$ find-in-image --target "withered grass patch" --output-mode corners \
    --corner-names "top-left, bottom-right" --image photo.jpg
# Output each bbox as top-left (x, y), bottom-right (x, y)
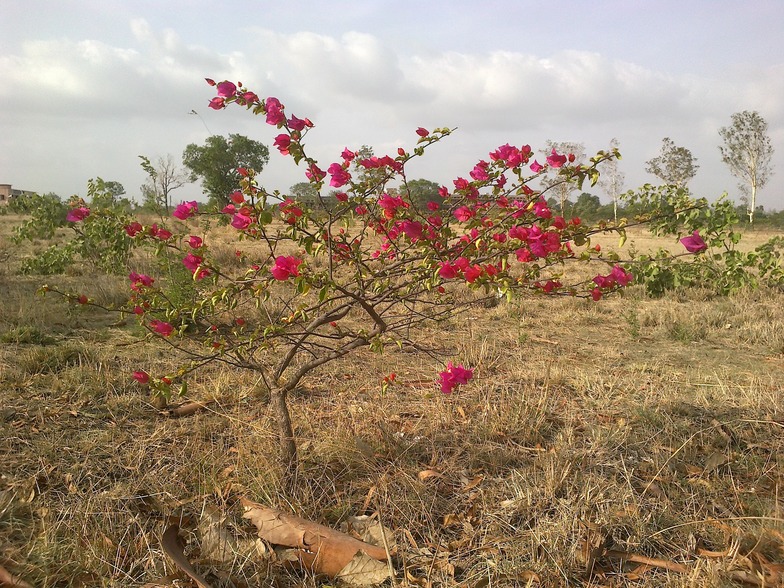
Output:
top-left (1, 225), bottom-right (783, 586)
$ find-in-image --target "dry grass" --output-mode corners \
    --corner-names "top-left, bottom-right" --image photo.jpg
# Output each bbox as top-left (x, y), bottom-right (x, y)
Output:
top-left (1, 220), bottom-right (783, 587)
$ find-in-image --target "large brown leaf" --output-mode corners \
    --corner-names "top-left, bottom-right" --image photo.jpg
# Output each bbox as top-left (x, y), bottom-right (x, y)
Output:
top-left (241, 498), bottom-right (391, 578)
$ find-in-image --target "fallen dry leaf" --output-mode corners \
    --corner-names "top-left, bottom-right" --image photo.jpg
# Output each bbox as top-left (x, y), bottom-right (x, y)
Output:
top-left (345, 515), bottom-right (397, 552)
top-left (166, 400), bottom-right (213, 418)
top-left (241, 498), bottom-right (390, 578)
top-left (198, 505), bottom-right (239, 563)
top-left (417, 469), bottom-right (443, 482)
top-left (0, 565), bottom-right (34, 588)
top-left (335, 550), bottom-right (391, 586)
top-left (160, 525), bottom-right (214, 588)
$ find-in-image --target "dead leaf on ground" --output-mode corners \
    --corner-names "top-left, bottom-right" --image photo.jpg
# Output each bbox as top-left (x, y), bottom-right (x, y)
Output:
top-left (417, 469), bottom-right (443, 482)
top-left (344, 515), bottom-right (397, 552)
top-left (166, 400), bottom-right (213, 418)
top-left (241, 498), bottom-right (391, 578)
top-left (0, 565), bottom-right (34, 588)
top-left (199, 504), bottom-right (241, 563)
top-left (702, 451), bottom-right (729, 474)
top-left (335, 550), bottom-right (391, 586)
top-left (160, 525), bottom-right (214, 588)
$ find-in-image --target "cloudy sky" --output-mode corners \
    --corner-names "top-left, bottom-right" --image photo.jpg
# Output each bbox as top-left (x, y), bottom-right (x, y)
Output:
top-left (1, 0), bottom-right (782, 210)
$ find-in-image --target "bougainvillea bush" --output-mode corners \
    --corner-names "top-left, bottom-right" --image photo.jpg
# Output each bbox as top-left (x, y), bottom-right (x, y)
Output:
top-left (621, 185), bottom-right (784, 296)
top-left (48, 79), bottom-right (668, 486)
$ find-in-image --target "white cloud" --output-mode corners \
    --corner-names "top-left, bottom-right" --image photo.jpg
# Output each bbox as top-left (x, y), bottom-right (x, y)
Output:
top-left (0, 20), bottom-right (781, 210)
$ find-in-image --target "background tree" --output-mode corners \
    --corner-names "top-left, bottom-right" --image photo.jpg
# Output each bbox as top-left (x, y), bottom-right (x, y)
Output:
top-left (139, 154), bottom-right (189, 214)
top-left (88, 179), bottom-right (134, 212)
top-left (718, 111), bottom-right (774, 224)
top-left (645, 137), bottom-right (699, 188)
top-left (540, 141), bottom-right (586, 215)
top-left (599, 138), bottom-right (625, 222)
top-left (182, 134), bottom-right (270, 208)
top-left (402, 178), bottom-right (443, 210)
top-left (289, 181), bottom-right (318, 203)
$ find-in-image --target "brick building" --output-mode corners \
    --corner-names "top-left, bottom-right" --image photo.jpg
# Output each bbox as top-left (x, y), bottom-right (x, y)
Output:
top-left (0, 184), bottom-right (35, 205)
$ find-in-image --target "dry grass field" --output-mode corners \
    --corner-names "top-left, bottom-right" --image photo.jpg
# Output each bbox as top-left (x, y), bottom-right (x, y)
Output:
top-left (1, 213), bottom-right (783, 587)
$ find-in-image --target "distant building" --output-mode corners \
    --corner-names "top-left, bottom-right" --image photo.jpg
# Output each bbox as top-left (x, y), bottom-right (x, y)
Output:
top-left (0, 184), bottom-right (36, 205)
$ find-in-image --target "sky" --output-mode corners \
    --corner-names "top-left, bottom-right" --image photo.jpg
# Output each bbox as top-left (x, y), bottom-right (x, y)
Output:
top-left (1, 0), bottom-right (783, 210)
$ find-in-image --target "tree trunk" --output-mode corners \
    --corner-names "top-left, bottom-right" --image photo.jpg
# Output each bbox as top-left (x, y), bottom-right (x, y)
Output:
top-left (270, 387), bottom-right (298, 493)
top-left (749, 182), bottom-right (756, 224)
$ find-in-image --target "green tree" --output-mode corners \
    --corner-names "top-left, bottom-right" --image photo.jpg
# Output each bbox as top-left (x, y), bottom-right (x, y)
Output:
top-left (289, 181), bottom-right (320, 207)
top-left (718, 111), bottom-right (775, 224)
top-left (645, 137), bottom-right (699, 188)
top-left (182, 134), bottom-right (270, 208)
top-left (139, 154), bottom-right (189, 214)
top-left (402, 178), bottom-right (443, 211)
top-left (572, 192), bottom-right (602, 219)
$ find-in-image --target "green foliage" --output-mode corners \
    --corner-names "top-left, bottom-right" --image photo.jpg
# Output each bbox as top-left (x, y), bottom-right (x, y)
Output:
top-left (13, 179), bottom-right (138, 275)
top-left (402, 178), bottom-right (443, 210)
top-left (182, 134), bottom-right (270, 208)
top-left (622, 185), bottom-right (784, 296)
top-left (9, 193), bottom-right (67, 237)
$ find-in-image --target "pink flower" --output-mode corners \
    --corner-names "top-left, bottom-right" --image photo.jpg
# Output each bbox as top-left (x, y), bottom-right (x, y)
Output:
top-left (274, 133), bottom-right (291, 155)
top-left (132, 370), bottom-right (150, 384)
top-left (287, 115), bottom-right (311, 131)
top-left (532, 200), bottom-right (551, 219)
top-left (187, 235), bottom-right (203, 249)
top-left (182, 252), bottom-right (203, 273)
top-left (335, 192), bottom-right (348, 202)
top-left (306, 163), bottom-right (326, 183)
top-left (416, 127), bottom-right (429, 137)
top-left (125, 221), bottom-right (143, 237)
top-left (680, 230), bottom-right (707, 253)
top-left (378, 193), bottom-right (407, 218)
top-left (426, 201), bottom-right (440, 211)
top-left (439, 362), bottom-right (474, 394)
top-left (265, 97), bottom-right (285, 126)
top-left (354, 205), bottom-right (368, 215)
top-left (546, 149), bottom-right (567, 168)
top-left (231, 213), bottom-right (252, 230)
top-left (454, 206), bottom-right (474, 222)
top-left (400, 220), bottom-right (424, 241)
top-left (328, 163), bottom-right (351, 188)
top-left (438, 262), bottom-right (459, 279)
top-left (270, 256), bottom-right (303, 281)
top-left (221, 204), bottom-right (237, 215)
top-left (464, 265), bottom-right (483, 283)
top-left (150, 224), bottom-right (172, 240)
top-left (609, 265), bottom-right (634, 286)
top-left (149, 320), bottom-right (174, 337)
top-left (470, 161), bottom-right (490, 181)
top-left (530, 160), bottom-right (544, 173)
top-left (129, 272), bottom-right (154, 291)
top-left (173, 200), bottom-right (198, 220)
top-left (66, 207), bottom-right (90, 222)
top-left (216, 81), bottom-right (237, 98)
top-left (208, 97), bottom-right (225, 110)
top-left (230, 191), bottom-right (245, 204)
top-left (341, 148), bottom-right (356, 161)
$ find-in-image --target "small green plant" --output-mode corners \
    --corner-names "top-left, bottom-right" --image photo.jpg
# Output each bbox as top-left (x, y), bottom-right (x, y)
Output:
top-left (622, 185), bottom-right (784, 296)
top-left (13, 179), bottom-right (138, 275)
